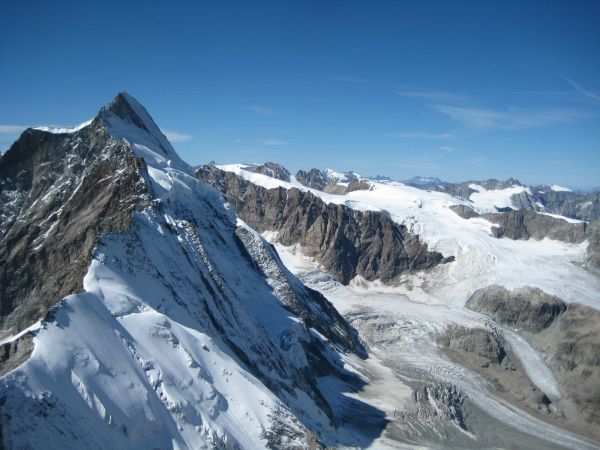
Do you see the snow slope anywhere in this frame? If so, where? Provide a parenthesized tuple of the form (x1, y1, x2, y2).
(0, 96, 377, 449)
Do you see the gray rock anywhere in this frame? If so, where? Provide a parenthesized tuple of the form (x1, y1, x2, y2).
(245, 162, 291, 181)
(466, 285, 567, 332)
(449, 204, 480, 219)
(0, 95, 152, 335)
(482, 209, 587, 243)
(197, 165, 452, 285)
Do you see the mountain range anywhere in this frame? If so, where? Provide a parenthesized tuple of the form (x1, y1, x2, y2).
(1, 94, 599, 449)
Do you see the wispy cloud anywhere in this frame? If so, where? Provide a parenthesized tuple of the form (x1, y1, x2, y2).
(163, 130, 192, 142)
(0, 125, 28, 134)
(396, 89, 466, 102)
(432, 105, 584, 130)
(562, 75, 600, 104)
(440, 145, 454, 152)
(391, 131, 454, 140)
(243, 106, 276, 115)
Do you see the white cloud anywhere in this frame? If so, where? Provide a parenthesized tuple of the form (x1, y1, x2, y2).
(0, 125, 28, 134)
(440, 145, 454, 152)
(432, 105, 584, 130)
(163, 130, 192, 142)
(391, 132, 453, 140)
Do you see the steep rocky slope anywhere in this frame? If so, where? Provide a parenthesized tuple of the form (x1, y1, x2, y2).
(197, 165, 451, 285)
(0, 94, 378, 449)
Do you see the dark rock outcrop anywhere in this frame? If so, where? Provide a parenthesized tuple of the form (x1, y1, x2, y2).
(483, 210, 587, 243)
(246, 162, 290, 181)
(0, 334, 33, 377)
(449, 206, 589, 245)
(449, 204, 480, 220)
(197, 165, 451, 285)
(466, 285, 567, 332)
(438, 325, 515, 370)
(0, 97, 152, 335)
(512, 188, 600, 222)
(295, 168, 371, 194)
(295, 168, 330, 191)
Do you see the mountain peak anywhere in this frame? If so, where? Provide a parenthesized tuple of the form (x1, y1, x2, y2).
(97, 93, 190, 172)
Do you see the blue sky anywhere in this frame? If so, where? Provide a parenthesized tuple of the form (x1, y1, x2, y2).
(1, 1, 599, 189)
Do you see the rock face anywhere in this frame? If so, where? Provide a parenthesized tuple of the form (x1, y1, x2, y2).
(438, 325, 515, 370)
(585, 219, 600, 270)
(466, 285, 600, 439)
(245, 162, 291, 181)
(197, 165, 451, 285)
(294, 168, 371, 194)
(295, 168, 330, 191)
(467, 285, 567, 332)
(512, 188, 600, 222)
(484, 210, 587, 243)
(0, 97, 151, 335)
(449, 205, 589, 245)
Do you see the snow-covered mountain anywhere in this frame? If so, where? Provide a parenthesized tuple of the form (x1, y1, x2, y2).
(202, 161, 600, 448)
(0, 94, 381, 449)
(2, 95, 600, 450)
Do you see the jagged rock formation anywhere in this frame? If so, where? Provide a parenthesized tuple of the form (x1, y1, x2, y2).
(0, 99, 151, 336)
(245, 162, 291, 182)
(295, 168, 371, 194)
(586, 220, 600, 270)
(0, 93, 380, 449)
(466, 285, 600, 440)
(197, 165, 451, 285)
(512, 187, 600, 222)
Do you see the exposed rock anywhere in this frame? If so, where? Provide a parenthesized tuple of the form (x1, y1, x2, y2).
(512, 187, 600, 222)
(295, 168, 371, 194)
(0, 334, 33, 377)
(246, 162, 291, 181)
(449, 204, 480, 220)
(466, 285, 567, 332)
(585, 219, 600, 270)
(0, 97, 152, 335)
(467, 285, 600, 439)
(449, 206, 589, 245)
(235, 223, 364, 355)
(438, 325, 515, 370)
(295, 168, 329, 191)
(483, 209, 587, 243)
(197, 165, 452, 285)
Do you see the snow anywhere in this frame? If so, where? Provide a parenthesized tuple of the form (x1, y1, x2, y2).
(222, 164, 600, 309)
(467, 183, 529, 213)
(1, 99, 382, 449)
(539, 211, 587, 224)
(34, 119, 93, 134)
(0, 320, 41, 346)
(551, 184, 571, 192)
